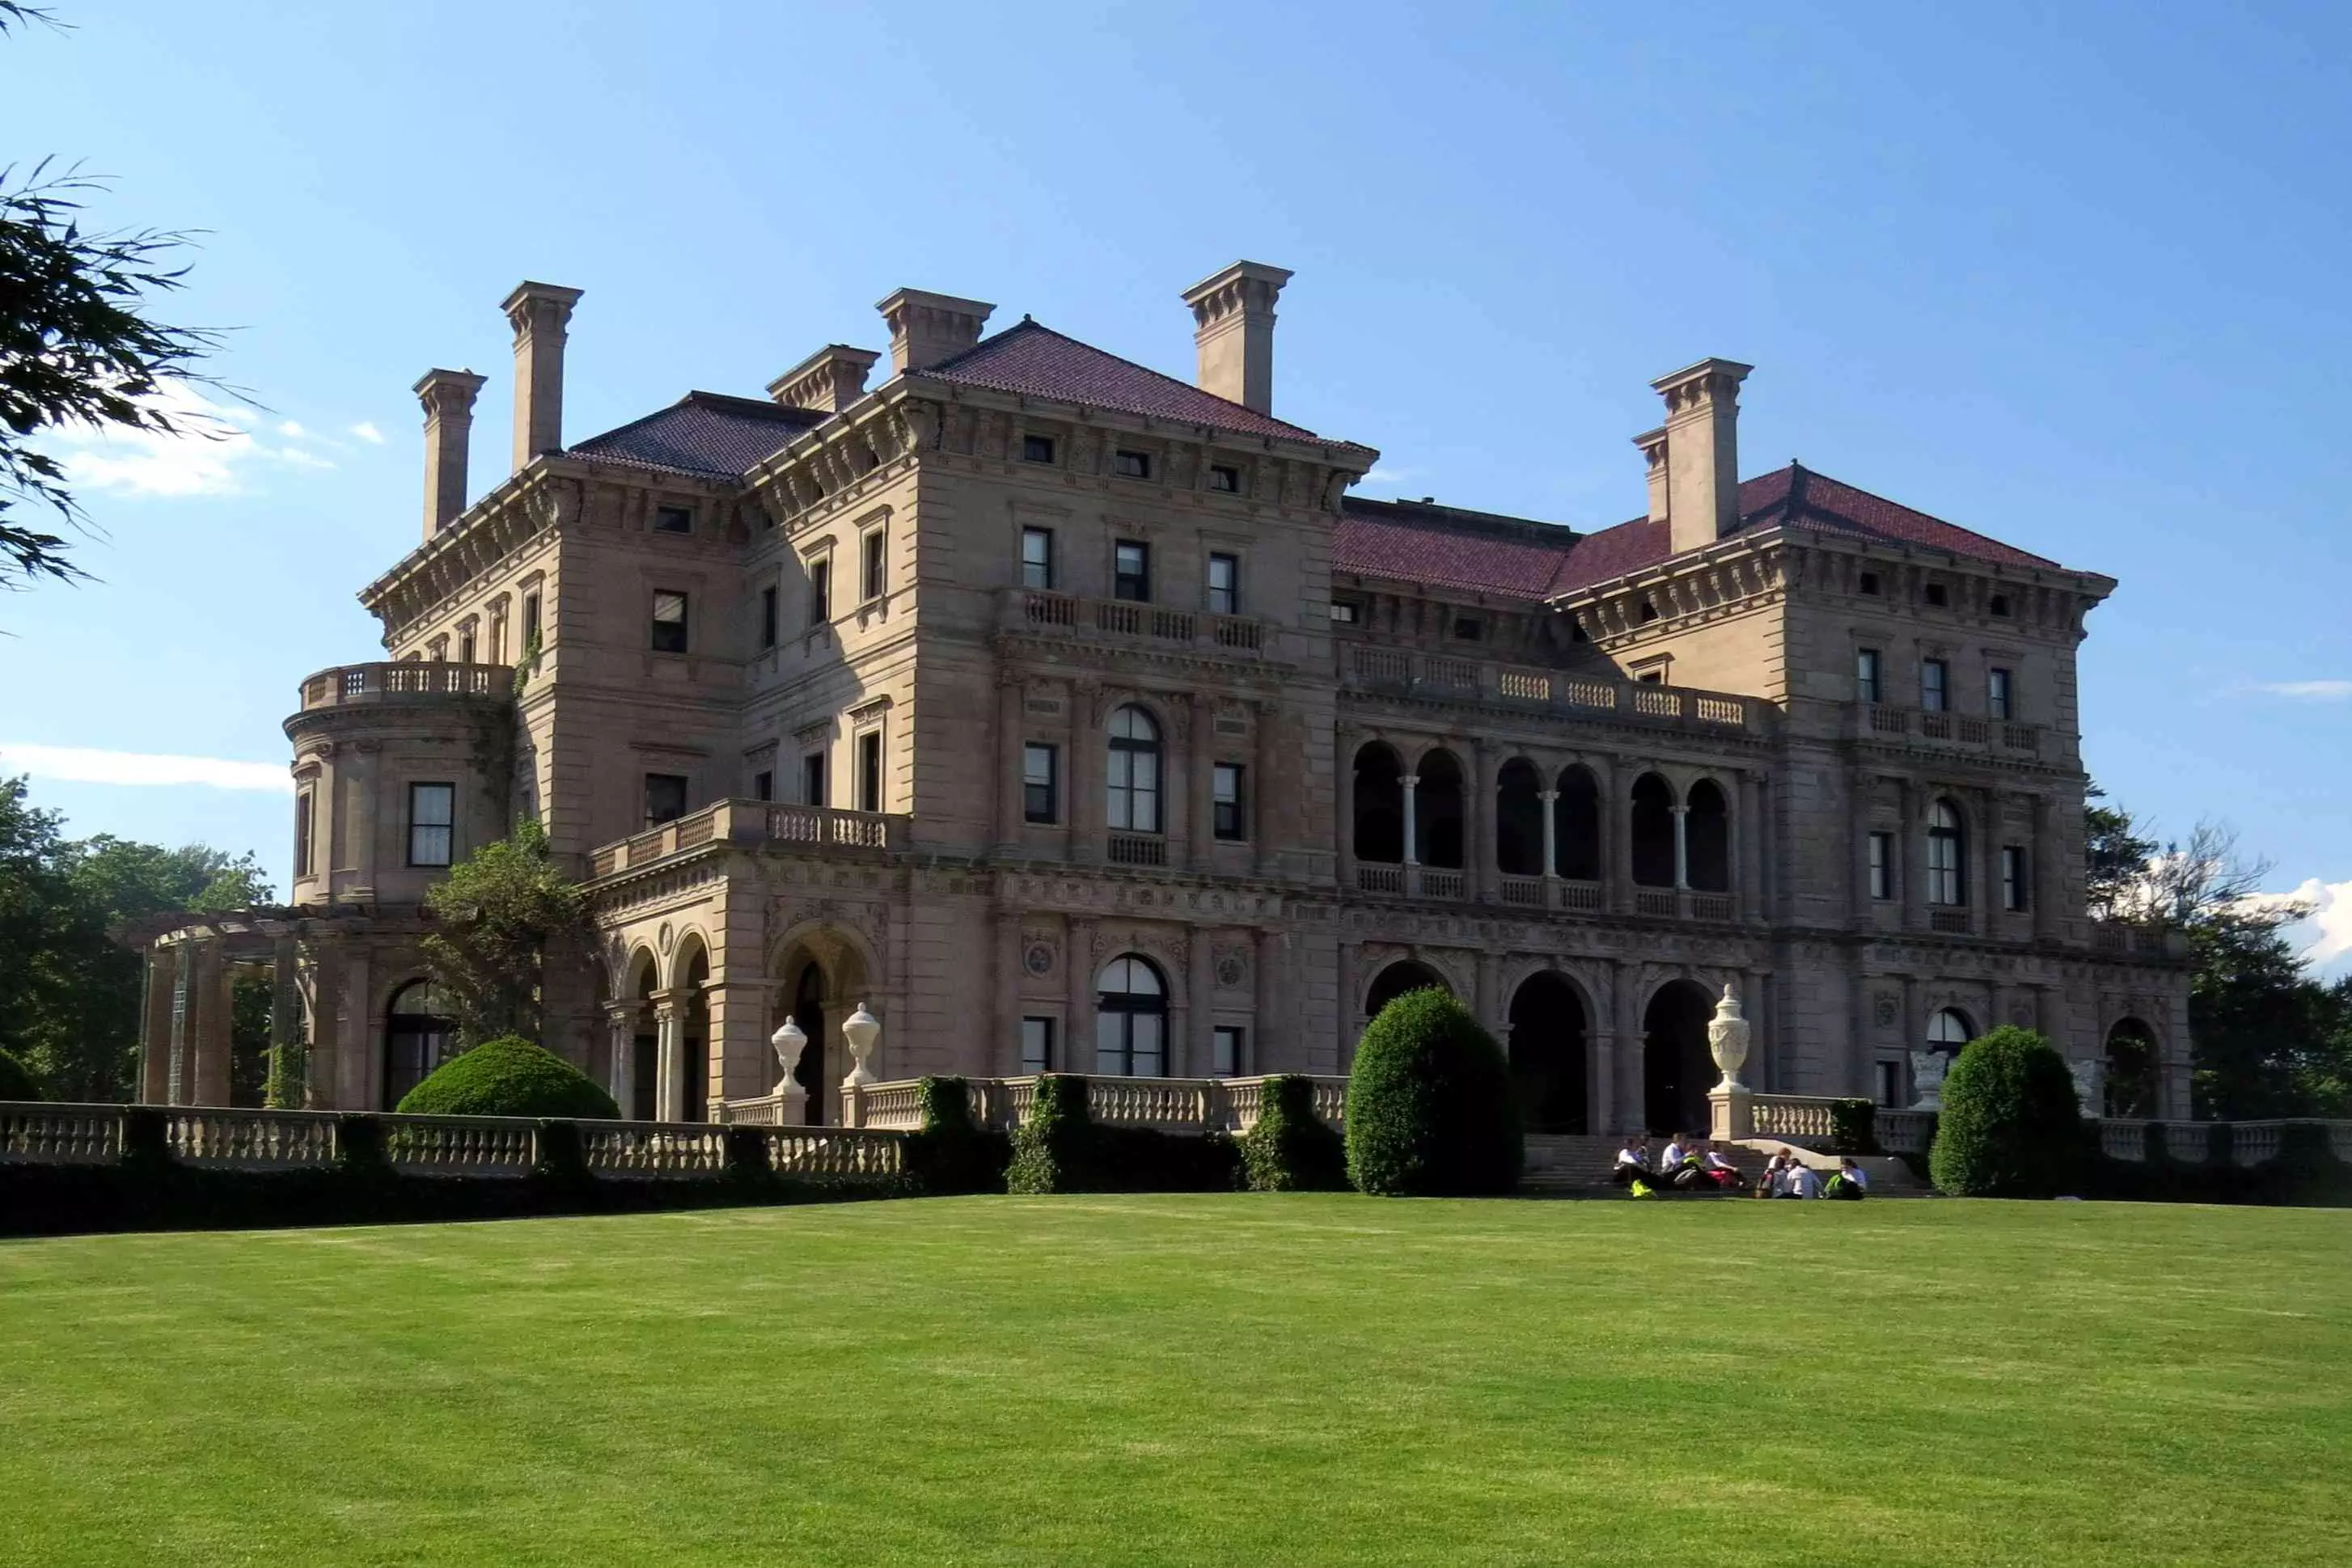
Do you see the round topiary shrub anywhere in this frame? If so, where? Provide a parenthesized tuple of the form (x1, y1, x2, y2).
(1927, 1025, 2086, 1198)
(394, 1035, 618, 1120)
(1344, 988, 1521, 1196)
(1240, 1074, 1348, 1192)
(0, 1047, 41, 1102)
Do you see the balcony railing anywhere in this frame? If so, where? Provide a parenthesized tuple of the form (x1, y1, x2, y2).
(840, 1073, 1351, 1135)
(2089, 920, 2186, 959)
(1009, 589, 1265, 657)
(296, 661, 512, 712)
(1859, 703, 2042, 757)
(1343, 649, 1768, 732)
(588, 799, 909, 878)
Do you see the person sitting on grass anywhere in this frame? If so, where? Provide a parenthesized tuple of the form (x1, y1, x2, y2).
(1611, 1138, 1651, 1186)
(1825, 1156, 1868, 1200)
(1786, 1158, 1823, 1199)
(1658, 1133, 1688, 1173)
(1702, 1143, 1746, 1193)
(1664, 1136, 1711, 1190)
(1753, 1150, 1788, 1197)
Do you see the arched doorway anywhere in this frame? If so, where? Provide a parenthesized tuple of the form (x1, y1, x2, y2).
(1096, 954, 1168, 1076)
(1353, 742, 1404, 864)
(1631, 773, 1677, 887)
(679, 944, 711, 1122)
(771, 925, 874, 1126)
(1554, 765, 1601, 881)
(1686, 779, 1730, 892)
(1508, 972, 1588, 1133)
(1642, 980, 1714, 1135)
(626, 949, 659, 1120)
(1364, 959, 1449, 1025)
(2105, 1019, 2158, 1118)
(383, 980, 458, 1109)
(1495, 758, 1543, 876)
(790, 961, 827, 1125)
(1415, 749, 1466, 868)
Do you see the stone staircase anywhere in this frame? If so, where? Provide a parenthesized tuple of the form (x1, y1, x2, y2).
(1520, 1135, 1931, 1198)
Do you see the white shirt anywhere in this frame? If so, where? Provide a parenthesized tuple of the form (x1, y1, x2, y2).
(1615, 1146, 1644, 1167)
(1840, 1165, 1869, 1190)
(1789, 1165, 1822, 1198)
(1659, 1142, 1687, 1168)
(1705, 1151, 1737, 1170)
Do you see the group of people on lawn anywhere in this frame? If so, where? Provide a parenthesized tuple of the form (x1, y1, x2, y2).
(1611, 1135, 1868, 1199)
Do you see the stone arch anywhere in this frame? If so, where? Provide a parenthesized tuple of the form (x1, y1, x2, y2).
(674, 937, 713, 1123)
(1631, 771, 1677, 888)
(768, 919, 880, 1126)
(1352, 740, 1406, 864)
(2104, 1016, 2160, 1118)
(1508, 970, 1588, 1133)
(1553, 763, 1601, 881)
(1685, 777, 1732, 893)
(1414, 747, 1466, 869)
(383, 978, 457, 1111)
(1495, 756, 1545, 877)
(1364, 958, 1449, 1024)
(1094, 953, 1170, 1076)
(1641, 978, 1715, 1135)
(663, 926, 716, 991)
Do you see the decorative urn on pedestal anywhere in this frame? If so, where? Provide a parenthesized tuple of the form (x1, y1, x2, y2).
(768, 1018, 810, 1120)
(1707, 983, 1750, 1090)
(840, 1002, 881, 1088)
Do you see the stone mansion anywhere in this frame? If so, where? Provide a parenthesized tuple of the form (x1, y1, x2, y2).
(138, 263, 2191, 1134)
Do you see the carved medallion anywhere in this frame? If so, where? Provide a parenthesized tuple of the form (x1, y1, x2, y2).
(1215, 949, 1248, 991)
(1024, 942, 1055, 978)
(1873, 991, 1898, 1028)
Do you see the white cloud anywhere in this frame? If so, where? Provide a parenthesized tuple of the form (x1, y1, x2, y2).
(44, 383, 339, 498)
(2274, 877, 2352, 974)
(1364, 467, 1419, 485)
(2257, 680, 2352, 701)
(347, 421, 385, 446)
(277, 419, 308, 439)
(0, 743, 291, 793)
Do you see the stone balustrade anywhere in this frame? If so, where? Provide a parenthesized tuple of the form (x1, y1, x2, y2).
(1008, 588, 1267, 657)
(839, 1073, 1349, 1135)
(2088, 921, 2187, 959)
(297, 661, 511, 711)
(1857, 702, 2043, 757)
(1343, 648, 1770, 733)
(1720, 1093, 2351, 1166)
(588, 799, 910, 878)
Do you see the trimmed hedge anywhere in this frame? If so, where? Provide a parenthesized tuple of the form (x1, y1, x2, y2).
(1927, 1027, 2087, 1198)
(1239, 1075, 1348, 1192)
(1344, 988, 1521, 1197)
(1005, 1075, 1240, 1194)
(0, 1048, 40, 1102)
(1829, 1098, 1878, 1156)
(903, 1076, 1011, 1195)
(395, 1035, 619, 1120)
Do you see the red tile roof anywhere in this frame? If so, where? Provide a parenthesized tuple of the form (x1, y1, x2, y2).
(922, 319, 1352, 446)
(569, 391, 823, 479)
(1335, 463, 2065, 599)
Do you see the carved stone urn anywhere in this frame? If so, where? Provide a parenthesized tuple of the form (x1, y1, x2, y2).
(770, 1017, 807, 1090)
(840, 1002, 881, 1088)
(1706, 983, 1750, 1091)
(1910, 1049, 1950, 1112)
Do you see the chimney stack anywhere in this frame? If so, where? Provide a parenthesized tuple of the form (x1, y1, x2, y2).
(1648, 357, 1753, 556)
(1181, 260, 1291, 414)
(500, 281, 584, 472)
(1632, 426, 1670, 525)
(414, 368, 487, 539)
(876, 289, 993, 374)
(768, 344, 883, 413)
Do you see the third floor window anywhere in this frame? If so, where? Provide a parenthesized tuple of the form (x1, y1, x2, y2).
(861, 530, 887, 601)
(759, 585, 778, 650)
(650, 591, 688, 653)
(1856, 648, 1882, 704)
(1022, 527, 1054, 590)
(1988, 667, 2014, 721)
(1114, 540, 1151, 603)
(1207, 552, 1238, 615)
(1920, 657, 1949, 712)
(808, 559, 831, 625)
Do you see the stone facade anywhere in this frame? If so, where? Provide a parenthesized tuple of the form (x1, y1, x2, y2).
(141, 263, 2190, 1131)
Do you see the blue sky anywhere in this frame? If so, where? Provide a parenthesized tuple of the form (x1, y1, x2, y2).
(2, 1, 2347, 968)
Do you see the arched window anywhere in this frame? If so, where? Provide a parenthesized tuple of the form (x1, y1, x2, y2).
(1686, 778, 1731, 893)
(1927, 800, 1965, 906)
(1353, 742, 1404, 864)
(1415, 749, 1465, 868)
(1631, 773, 1677, 888)
(383, 980, 458, 1109)
(1106, 704, 1161, 833)
(1495, 759, 1543, 877)
(1927, 1008, 1973, 1052)
(1554, 766, 1601, 881)
(1095, 955, 1167, 1076)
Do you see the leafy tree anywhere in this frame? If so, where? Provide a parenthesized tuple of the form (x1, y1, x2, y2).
(2, 5, 224, 598)
(421, 818, 586, 1046)
(1929, 1026, 2086, 1198)
(1343, 987, 1521, 1197)
(2083, 781, 2158, 922)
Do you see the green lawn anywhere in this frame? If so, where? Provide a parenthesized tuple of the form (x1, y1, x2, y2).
(2, 1197, 2346, 1566)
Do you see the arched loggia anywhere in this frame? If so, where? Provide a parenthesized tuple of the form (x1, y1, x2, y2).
(1495, 759, 1544, 876)
(1642, 980, 1715, 1135)
(1508, 972, 1588, 1133)
(1352, 742, 1404, 864)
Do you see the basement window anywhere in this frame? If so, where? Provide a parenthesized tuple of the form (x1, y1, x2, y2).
(1113, 449, 1152, 480)
(1022, 433, 1056, 465)
(654, 505, 694, 535)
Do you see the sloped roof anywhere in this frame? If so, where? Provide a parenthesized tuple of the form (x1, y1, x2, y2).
(922, 319, 1346, 446)
(1334, 463, 2066, 601)
(568, 391, 823, 479)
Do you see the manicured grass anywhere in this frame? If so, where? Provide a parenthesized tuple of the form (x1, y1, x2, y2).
(2, 1197, 2346, 1566)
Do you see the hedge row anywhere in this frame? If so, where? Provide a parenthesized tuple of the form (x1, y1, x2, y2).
(1005, 1076, 1244, 1194)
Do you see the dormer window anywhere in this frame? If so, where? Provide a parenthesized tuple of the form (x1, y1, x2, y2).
(1924, 583, 1949, 608)
(654, 505, 693, 535)
(1208, 464, 1240, 493)
(1113, 449, 1152, 480)
(1022, 434, 1056, 465)
(1858, 571, 1880, 596)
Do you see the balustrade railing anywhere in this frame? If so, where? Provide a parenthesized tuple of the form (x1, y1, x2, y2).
(582, 1122, 729, 1178)
(1011, 589, 1267, 658)
(1859, 703, 2041, 756)
(0, 1102, 123, 1163)
(298, 661, 512, 712)
(1341, 649, 1764, 731)
(840, 1073, 1349, 1135)
(590, 799, 908, 877)
(1107, 831, 1168, 867)
(170, 1107, 340, 1168)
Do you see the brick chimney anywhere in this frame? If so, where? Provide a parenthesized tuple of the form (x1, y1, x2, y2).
(500, 281, 584, 472)
(1181, 260, 1291, 414)
(413, 368, 486, 540)
(768, 344, 882, 413)
(876, 289, 993, 374)
(1649, 357, 1753, 556)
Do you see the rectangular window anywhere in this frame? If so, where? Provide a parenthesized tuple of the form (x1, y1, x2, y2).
(642, 774, 687, 827)
(759, 585, 779, 650)
(1858, 571, 1880, 596)
(1021, 526, 1055, 590)
(1330, 600, 1360, 625)
(1988, 667, 2013, 721)
(650, 590, 688, 653)
(1856, 648, 1882, 704)
(654, 505, 693, 535)
(1212, 763, 1246, 840)
(1023, 743, 1059, 824)
(857, 730, 882, 813)
(1021, 433, 1055, 465)
(808, 559, 831, 626)
(522, 591, 542, 645)
(861, 530, 886, 602)
(1114, 539, 1150, 602)
(1451, 616, 1484, 642)
(1208, 464, 1240, 494)
(802, 751, 827, 807)
(1924, 582, 1949, 607)
(407, 782, 455, 867)
(1212, 1025, 1245, 1078)
(1876, 1059, 1905, 1109)
(490, 621, 506, 665)
(1920, 657, 1948, 712)
(294, 791, 314, 879)
(1113, 449, 1151, 480)
(457, 629, 476, 664)
(753, 770, 774, 803)
(1207, 552, 1239, 615)
(2002, 845, 2030, 912)
(1021, 1016, 1055, 1075)
(1868, 831, 1893, 901)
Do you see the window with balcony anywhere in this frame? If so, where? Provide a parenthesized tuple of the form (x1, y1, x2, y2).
(654, 505, 693, 534)
(808, 559, 831, 626)
(457, 628, 476, 664)
(407, 783, 455, 867)
(856, 729, 883, 813)
(1858, 571, 1880, 596)
(650, 590, 688, 653)
(1927, 800, 1965, 906)
(1208, 464, 1240, 493)
(1021, 526, 1054, 590)
(1857, 648, 1882, 704)
(1114, 540, 1151, 603)
(861, 529, 887, 602)
(1106, 704, 1161, 832)
(1094, 955, 1166, 1076)
(802, 751, 827, 807)
(1990, 594, 2011, 617)
(1988, 667, 2013, 721)
(1207, 552, 1239, 615)
(1450, 615, 1484, 642)
(1113, 449, 1151, 480)
(1022, 433, 1056, 465)
(1868, 831, 1893, 901)
(753, 771, 773, 803)
(2002, 844, 2029, 911)
(643, 774, 688, 828)
(1023, 743, 1059, 823)
(1212, 763, 1246, 840)
(759, 585, 779, 650)
(1212, 1025, 1245, 1077)
(1920, 657, 1949, 712)
(1021, 1016, 1055, 1074)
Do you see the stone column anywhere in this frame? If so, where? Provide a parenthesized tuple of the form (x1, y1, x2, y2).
(1065, 916, 1097, 1072)
(1334, 728, 1358, 887)
(1187, 693, 1216, 873)
(1899, 777, 1925, 933)
(1471, 741, 1498, 902)
(703, 979, 773, 1109)
(166, 941, 193, 1105)
(1614, 961, 1644, 1132)
(1253, 699, 1283, 878)
(192, 940, 235, 1106)
(1401, 774, 1420, 867)
(1735, 774, 1761, 923)
(2028, 792, 2054, 943)
(1474, 949, 1500, 1037)
(1671, 803, 1690, 891)
(651, 991, 685, 1122)
(604, 1005, 639, 1117)
(995, 910, 1023, 1076)
(993, 671, 1025, 853)
(1187, 928, 1216, 1076)
(341, 946, 374, 1109)
(270, 934, 302, 1106)
(1253, 927, 1281, 1074)
(138, 945, 178, 1105)
(1603, 756, 1633, 915)
(1335, 939, 1358, 1067)
(1538, 788, 1559, 885)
